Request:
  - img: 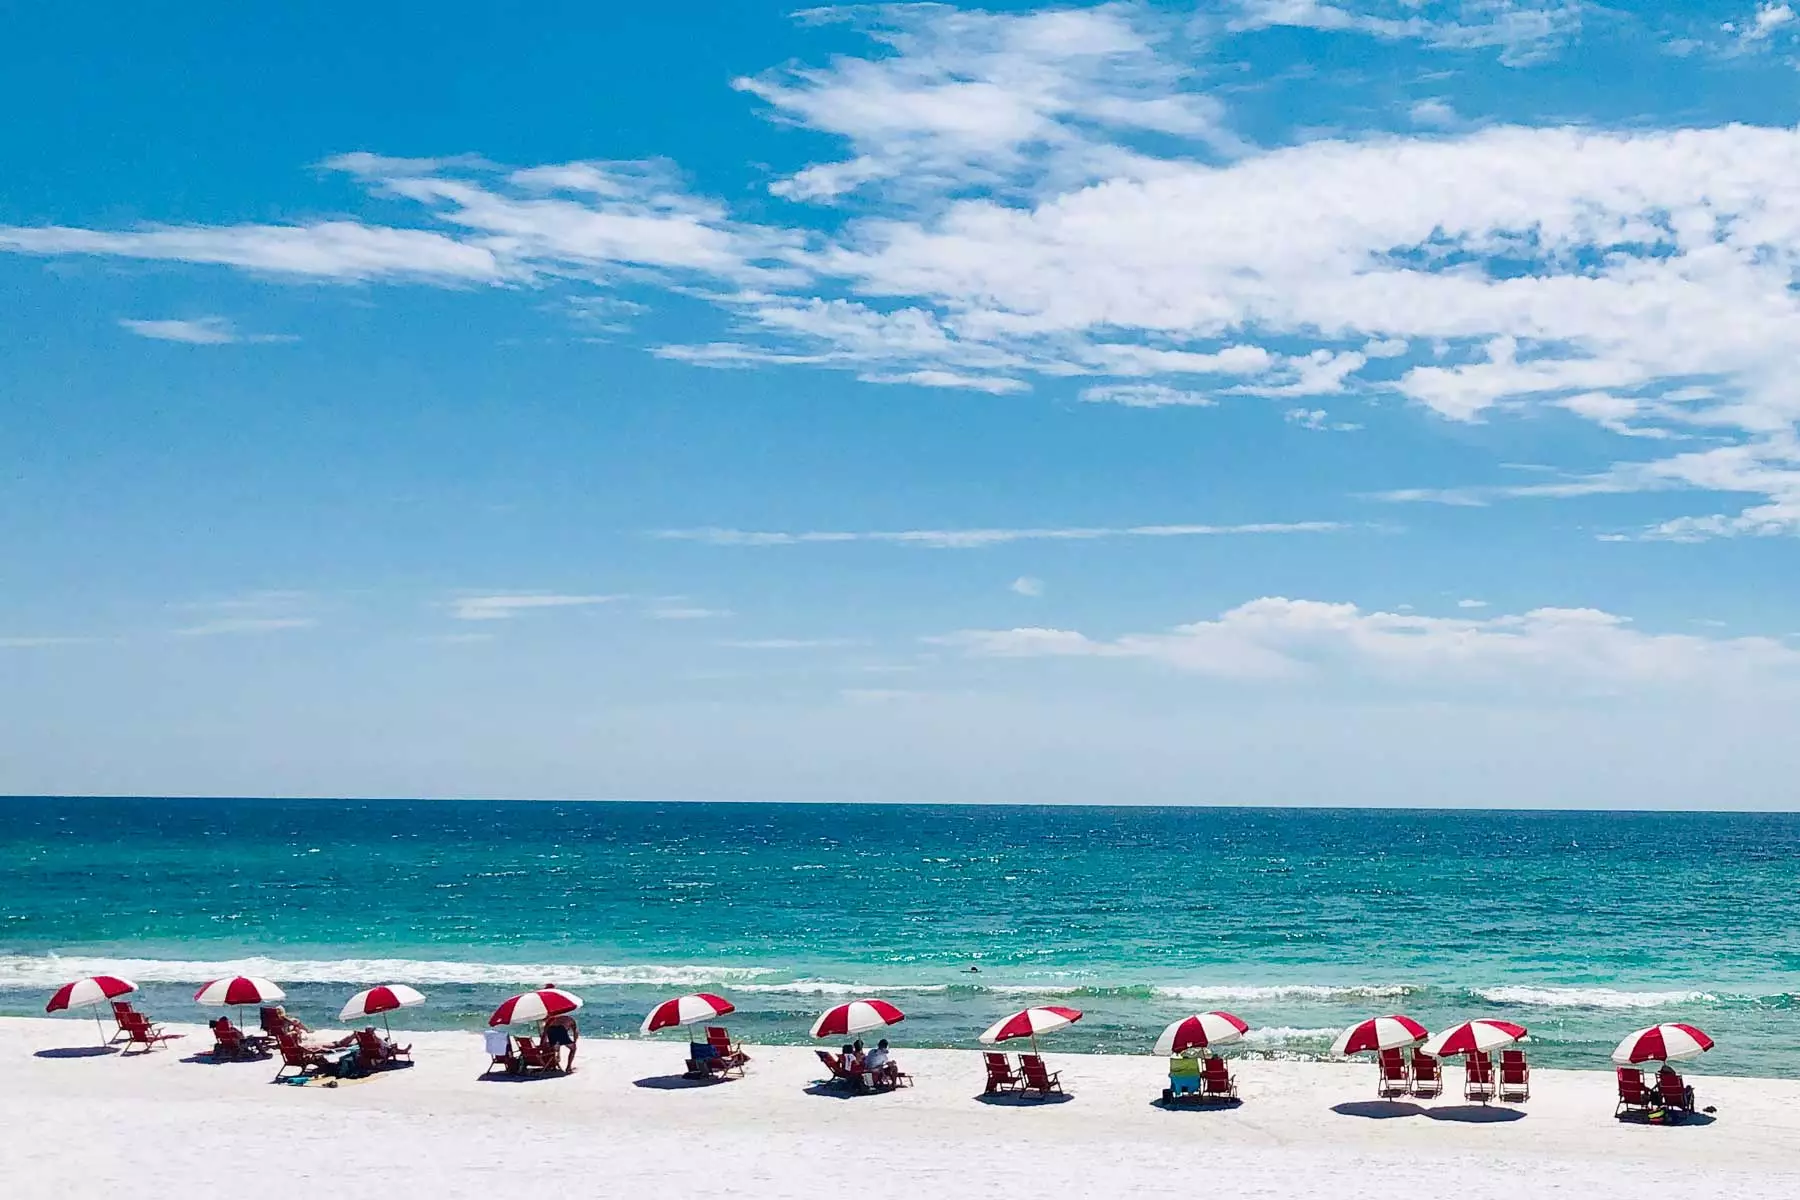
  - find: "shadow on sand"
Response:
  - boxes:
[35,1046,119,1059]
[1332,1100,1423,1119]
[1617,1111,1717,1128]
[182,1052,272,1066]
[974,1091,1074,1107]
[1151,1096,1244,1112]
[632,1074,728,1090]
[1424,1104,1526,1124]
[480,1068,569,1084]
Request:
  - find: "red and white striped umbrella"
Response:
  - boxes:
[1331,1014,1430,1056]
[1421,1019,1528,1058]
[194,976,286,1006]
[979,1006,1083,1046]
[810,998,906,1040]
[46,975,138,1013]
[641,992,735,1035]
[1154,1010,1250,1056]
[489,988,582,1027]
[340,984,427,1023]
[1613,1023,1714,1065]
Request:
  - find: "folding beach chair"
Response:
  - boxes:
[273,1034,329,1080]
[1410,1050,1444,1098]
[1615,1067,1652,1117]
[1377,1047,1410,1098]
[1656,1067,1694,1113]
[1464,1052,1496,1103]
[1166,1054,1201,1100]
[1199,1056,1238,1102]
[983,1052,1022,1094]
[1019,1054,1063,1096]
[1498,1050,1530,1102]
[117,1012,181,1054]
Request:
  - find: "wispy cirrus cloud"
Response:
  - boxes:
[655,521,1347,549]
[120,316,295,344]
[169,591,319,637]
[448,593,624,621]
[11,4,1800,539]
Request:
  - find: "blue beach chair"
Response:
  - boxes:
[1167,1054,1201,1099]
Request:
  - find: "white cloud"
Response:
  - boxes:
[1730,3,1796,46]
[175,617,318,637]
[0,636,99,648]
[119,316,292,344]
[1409,98,1460,129]
[1229,1,1586,66]
[720,638,867,649]
[655,521,1345,548]
[939,596,1800,686]
[1010,576,1046,597]
[1081,383,1217,407]
[647,604,734,620]
[1458,598,1489,608]
[449,593,623,621]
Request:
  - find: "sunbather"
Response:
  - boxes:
[545,1012,579,1073]
[863,1038,897,1085]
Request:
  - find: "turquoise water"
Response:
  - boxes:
[2,798,1795,1075]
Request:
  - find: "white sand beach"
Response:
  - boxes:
[6,1016,1798,1199]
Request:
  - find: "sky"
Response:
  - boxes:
[5,1,1800,808]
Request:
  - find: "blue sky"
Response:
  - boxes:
[6,1,1800,806]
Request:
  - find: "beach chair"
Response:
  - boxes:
[706,1026,750,1069]
[1410,1051,1444,1099]
[274,1034,330,1080]
[1019,1054,1063,1096]
[1166,1054,1201,1101]
[109,1001,140,1043]
[1200,1056,1238,1102]
[1656,1067,1694,1112]
[260,1007,287,1035]
[1615,1067,1652,1117]
[117,1012,181,1054]
[1377,1048,1410,1098]
[210,1018,254,1059]
[984,1052,1022,1094]
[515,1036,559,1074]
[1498,1050,1530,1102]
[816,1049,868,1089]
[1464,1052,1496,1103]
[355,1028,411,1069]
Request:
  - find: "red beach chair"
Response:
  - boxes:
[515,1036,559,1073]
[274,1034,330,1080]
[1656,1067,1694,1112]
[983,1052,1022,1093]
[1615,1067,1652,1117]
[1019,1054,1063,1095]
[118,1012,181,1054]
[210,1018,260,1059]
[1200,1056,1238,1102]
[355,1028,411,1069]
[1498,1050,1530,1102]
[1410,1051,1444,1098]
[707,1026,749,1068]
[1464,1052,1496,1102]
[1377,1048,1410,1098]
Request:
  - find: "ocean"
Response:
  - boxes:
[2,798,1794,1075]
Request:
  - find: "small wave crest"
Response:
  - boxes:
[1472,986,1719,1010]
[0,954,778,989]
[1153,984,1418,1003]
[1237,1025,1342,1046]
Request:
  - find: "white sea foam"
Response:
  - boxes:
[0,955,778,989]
[1237,1026,1342,1046]
[1153,984,1417,1003]
[1473,986,1718,1010]
[736,981,951,996]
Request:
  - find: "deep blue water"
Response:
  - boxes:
[2,798,1794,1074]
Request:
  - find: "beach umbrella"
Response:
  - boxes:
[641,992,735,1037]
[1421,1019,1527,1059]
[194,976,286,1007]
[1613,1023,1714,1065]
[1331,1014,1429,1056]
[46,975,138,1044]
[810,998,905,1040]
[979,1005,1082,1053]
[340,984,426,1036]
[1154,1010,1250,1057]
[489,988,582,1027]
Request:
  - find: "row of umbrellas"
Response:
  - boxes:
[45,976,1717,1065]
[1333,1013,1718,1065]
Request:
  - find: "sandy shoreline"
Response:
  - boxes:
[7,1015,1799,1198]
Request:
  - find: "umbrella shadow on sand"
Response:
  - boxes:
[974,1091,1074,1107]
[1331,1100,1524,1123]
[1151,1097,1244,1112]
[1616,1111,1716,1128]
[1332,1100,1424,1119]
[631,1074,728,1090]
[479,1069,569,1084]
[181,1051,272,1066]
[34,1046,120,1059]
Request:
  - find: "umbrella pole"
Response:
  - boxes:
[94,1007,106,1047]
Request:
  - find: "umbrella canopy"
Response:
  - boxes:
[1421,1019,1528,1058]
[46,975,137,1013]
[340,984,427,1022]
[1331,1015,1430,1056]
[194,976,286,1007]
[641,992,735,1035]
[1154,1010,1250,1056]
[979,1006,1083,1045]
[489,988,582,1027]
[810,998,906,1040]
[1613,1023,1714,1065]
